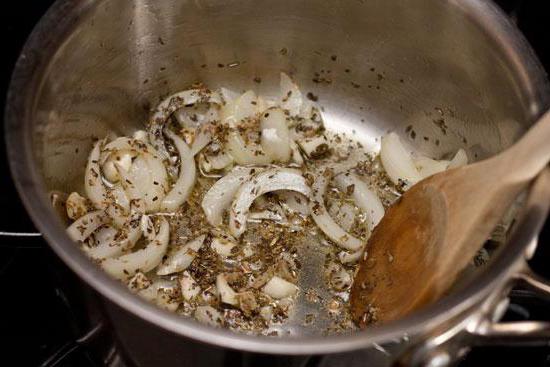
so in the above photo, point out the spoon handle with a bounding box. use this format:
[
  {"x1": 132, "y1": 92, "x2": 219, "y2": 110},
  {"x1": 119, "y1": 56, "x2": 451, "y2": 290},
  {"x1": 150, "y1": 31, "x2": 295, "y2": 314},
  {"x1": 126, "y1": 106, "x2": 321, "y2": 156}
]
[{"x1": 499, "y1": 110, "x2": 550, "y2": 183}]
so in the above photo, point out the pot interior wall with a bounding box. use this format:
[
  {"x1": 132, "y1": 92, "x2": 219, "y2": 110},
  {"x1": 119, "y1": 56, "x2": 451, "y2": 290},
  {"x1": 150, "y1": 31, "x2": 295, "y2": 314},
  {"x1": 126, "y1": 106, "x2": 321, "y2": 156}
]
[{"x1": 34, "y1": 0, "x2": 535, "y2": 193}]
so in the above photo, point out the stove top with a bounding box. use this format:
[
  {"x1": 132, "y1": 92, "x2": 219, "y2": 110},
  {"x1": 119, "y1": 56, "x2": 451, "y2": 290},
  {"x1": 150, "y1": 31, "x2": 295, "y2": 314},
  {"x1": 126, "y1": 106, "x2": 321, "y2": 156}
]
[{"x1": 2, "y1": 1, "x2": 550, "y2": 366}]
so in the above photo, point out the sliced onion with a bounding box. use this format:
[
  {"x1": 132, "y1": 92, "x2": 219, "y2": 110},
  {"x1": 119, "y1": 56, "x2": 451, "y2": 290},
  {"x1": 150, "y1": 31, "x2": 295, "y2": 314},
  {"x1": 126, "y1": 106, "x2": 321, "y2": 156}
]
[
  {"x1": 260, "y1": 306, "x2": 273, "y2": 321},
  {"x1": 334, "y1": 173, "x2": 385, "y2": 231},
  {"x1": 110, "y1": 184, "x2": 130, "y2": 212},
  {"x1": 174, "y1": 102, "x2": 219, "y2": 128},
  {"x1": 380, "y1": 132, "x2": 422, "y2": 187},
  {"x1": 133, "y1": 130, "x2": 148, "y2": 142},
  {"x1": 211, "y1": 237, "x2": 237, "y2": 257},
  {"x1": 243, "y1": 243, "x2": 255, "y2": 258},
  {"x1": 220, "y1": 87, "x2": 240, "y2": 106},
  {"x1": 66, "y1": 192, "x2": 89, "y2": 220},
  {"x1": 128, "y1": 272, "x2": 152, "y2": 291},
  {"x1": 414, "y1": 156, "x2": 449, "y2": 179},
  {"x1": 180, "y1": 271, "x2": 201, "y2": 301},
  {"x1": 262, "y1": 276, "x2": 298, "y2": 299},
  {"x1": 200, "y1": 151, "x2": 234, "y2": 173},
  {"x1": 85, "y1": 213, "x2": 142, "y2": 260},
  {"x1": 190, "y1": 128, "x2": 212, "y2": 156},
  {"x1": 102, "y1": 217, "x2": 169, "y2": 280},
  {"x1": 280, "y1": 73, "x2": 303, "y2": 116},
  {"x1": 296, "y1": 134, "x2": 329, "y2": 159},
  {"x1": 299, "y1": 99, "x2": 314, "y2": 119},
  {"x1": 102, "y1": 137, "x2": 168, "y2": 213},
  {"x1": 155, "y1": 288, "x2": 180, "y2": 311},
  {"x1": 260, "y1": 108, "x2": 291, "y2": 162},
  {"x1": 248, "y1": 208, "x2": 286, "y2": 224},
  {"x1": 414, "y1": 148, "x2": 468, "y2": 178},
  {"x1": 102, "y1": 150, "x2": 134, "y2": 183},
  {"x1": 225, "y1": 130, "x2": 272, "y2": 165},
  {"x1": 221, "y1": 90, "x2": 258, "y2": 125},
  {"x1": 216, "y1": 274, "x2": 238, "y2": 305},
  {"x1": 137, "y1": 154, "x2": 169, "y2": 212},
  {"x1": 156, "y1": 234, "x2": 206, "y2": 275},
  {"x1": 289, "y1": 140, "x2": 304, "y2": 166},
  {"x1": 67, "y1": 211, "x2": 108, "y2": 242},
  {"x1": 161, "y1": 130, "x2": 196, "y2": 212},
  {"x1": 278, "y1": 191, "x2": 310, "y2": 217},
  {"x1": 105, "y1": 203, "x2": 128, "y2": 228},
  {"x1": 93, "y1": 225, "x2": 117, "y2": 245},
  {"x1": 309, "y1": 170, "x2": 364, "y2": 251},
  {"x1": 329, "y1": 267, "x2": 352, "y2": 291},
  {"x1": 116, "y1": 163, "x2": 146, "y2": 214},
  {"x1": 138, "y1": 278, "x2": 177, "y2": 300},
  {"x1": 85, "y1": 140, "x2": 108, "y2": 209},
  {"x1": 449, "y1": 148, "x2": 468, "y2": 169},
  {"x1": 229, "y1": 168, "x2": 311, "y2": 237},
  {"x1": 101, "y1": 137, "x2": 148, "y2": 160},
  {"x1": 338, "y1": 249, "x2": 365, "y2": 264},
  {"x1": 139, "y1": 279, "x2": 180, "y2": 311},
  {"x1": 328, "y1": 201, "x2": 356, "y2": 232},
  {"x1": 140, "y1": 215, "x2": 156, "y2": 241},
  {"x1": 220, "y1": 90, "x2": 271, "y2": 165},
  {"x1": 202, "y1": 166, "x2": 260, "y2": 227},
  {"x1": 195, "y1": 305, "x2": 224, "y2": 327},
  {"x1": 149, "y1": 89, "x2": 222, "y2": 157}
]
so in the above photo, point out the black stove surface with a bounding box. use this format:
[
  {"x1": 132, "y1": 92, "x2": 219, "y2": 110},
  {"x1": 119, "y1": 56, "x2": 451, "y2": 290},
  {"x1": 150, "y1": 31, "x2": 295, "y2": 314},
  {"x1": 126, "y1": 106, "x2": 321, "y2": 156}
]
[{"x1": 2, "y1": 1, "x2": 550, "y2": 366}]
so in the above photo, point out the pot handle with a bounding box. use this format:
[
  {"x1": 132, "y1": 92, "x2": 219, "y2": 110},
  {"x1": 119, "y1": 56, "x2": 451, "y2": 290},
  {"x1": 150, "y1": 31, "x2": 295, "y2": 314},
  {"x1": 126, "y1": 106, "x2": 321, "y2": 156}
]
[
  {"x1": 471, "y1": 267, "x2": 550, "y2": 346},
  {"x1": 393, "y1": 263, "x2": 550, "y2": 367},
  {"x1": 394, "y1": 169, "x2": 550, "y2": 367}
]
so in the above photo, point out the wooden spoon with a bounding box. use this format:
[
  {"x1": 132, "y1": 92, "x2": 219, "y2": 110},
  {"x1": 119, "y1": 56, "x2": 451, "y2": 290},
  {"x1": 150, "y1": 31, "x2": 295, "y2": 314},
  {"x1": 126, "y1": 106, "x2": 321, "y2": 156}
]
[{"x1": 350, "y1": 110, "x2": 550, "y2": 326}]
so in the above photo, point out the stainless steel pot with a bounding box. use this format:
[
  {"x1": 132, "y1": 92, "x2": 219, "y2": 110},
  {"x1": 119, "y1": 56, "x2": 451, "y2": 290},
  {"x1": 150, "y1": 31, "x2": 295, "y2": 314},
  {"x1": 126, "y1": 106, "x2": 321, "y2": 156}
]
[{"x1": 5, "y1": 0, "x2": 550, "y2": 365}]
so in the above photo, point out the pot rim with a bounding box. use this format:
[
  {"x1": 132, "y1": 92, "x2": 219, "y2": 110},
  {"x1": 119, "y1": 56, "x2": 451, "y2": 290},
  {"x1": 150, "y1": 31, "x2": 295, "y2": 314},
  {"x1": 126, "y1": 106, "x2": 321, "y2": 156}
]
[{"x1": 5, "y1": 0, "x2": 550, "y2": 355}]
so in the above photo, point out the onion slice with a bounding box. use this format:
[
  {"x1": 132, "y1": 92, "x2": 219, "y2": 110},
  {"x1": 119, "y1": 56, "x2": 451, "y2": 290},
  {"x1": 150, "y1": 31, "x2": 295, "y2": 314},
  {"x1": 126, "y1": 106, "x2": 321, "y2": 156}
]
[
  {"x1": 85, "y1": 140, "x2": 108, "y2": 209},
  {"x1": 211, "y1": 237, "x2": 237, "y2": 257},
  {"x1": 127, "y1": 154, "x2": 168, "y2": 213},
  {"x1": 225, "y1": 130, "x2": 272, "y2": 165},
  {"x1": 67, "y1": 210, "x2": 108, "y2": 242},
  {"x1": 202, "y1": 166, "x2": 260, "y2": 227},
  {"x1": 200, "y1": 151, "x2": 234, "y2": 173},
  {"x1": 338, "y1": 249, "x2": 364, "y2": 264},
  {"x1": 328, "y1": 201, "x2": 356, "y2": 232},
  {"x1": 414, "y1": 156, "x2": 449, "y2": 179},
  {"x1": 149, "y1": 89, "x2": 221, "y2": 157},
  {"x1": 221, "y1": 90, "x2": 259, "y2": 125},
  {"x1": 262, "y1": 276, "x2": 298, "y2": 299},
  {"x1": 448, "y1": 148, "x2": 468, "y2": 169},
  {"x1": 156, "y1": 234, "x2": 206, "y2": 275},
  {"x1": 110, "y1": 184, "x2": 130, "y2": 213},
  {"x1": 380, "y1": 132, "x2": 422, "y2": 187},
  {"x1": 280, "y1": 73, "x2": 303, "y2": 116},
  {"x1": 309, "y1": 170, "x2": 364, "y2": 251},
  {"x1": 415, "y1": 149, "x2": 468, "y2": 178},
  {"x1": 216, "y1": 274, "x2": 238, "y2": 305},
  {"x1": 278, "y1": 191, "x2": 309, "y2": 217},
  {"x1": 334, "y1": 173, "x2": 385, "y2": 231},
  {"x1": 229, "y1": 168, "x2": 311, "y2": 237},
  {"x1": 195, "y1": 305, "x2": 224, "y2": 327},
  {"x1": 289, "y1": 140, "x2": 304, "y2": 166},
  {"x1": 190, "y1": 128, "x2": 212, "y2": 156},
  {"x1": 116, "y1": 163, "x2": 146, "y2": 214},
  {"x1": 260, "y1": 108, "x2": 291, "y2": 162},
  {"x1": 180, "y1": 271, "x2": 201, "y2": 301},
  {"x1": 102, "y1": 217, "x2": 169, "y2": 280},
  {"x1": 161, "y1": 130, "x2": 196, "y2": 212},
  {"x1": 84, "y1": 213, "x2": 142, "y2": 260}
]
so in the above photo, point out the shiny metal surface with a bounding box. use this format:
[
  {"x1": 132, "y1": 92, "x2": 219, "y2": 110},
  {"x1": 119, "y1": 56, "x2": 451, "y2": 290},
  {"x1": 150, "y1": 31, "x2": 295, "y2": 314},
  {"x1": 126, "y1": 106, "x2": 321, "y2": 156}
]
[
  {"x1": 396, "y1": 168, "x2": 550, "y2": 366},
  {"x1": 5, "y1": 0, "x2": 550, "y2": 360}
]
